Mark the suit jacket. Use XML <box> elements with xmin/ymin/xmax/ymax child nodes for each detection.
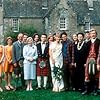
<box><xmin>12</xmin><ymin>41</ymin><xmax>24</xmax><ymax>64</ymax></box>
<box><xmin>87</xmin><ymin>38</ymin><xmax>100</xmax><ymax>60</ymax></box>
<box><xmin>62</xmin><ymin>39</ymin><xmax>73</xmax><ymax>63</ymax></box>
<box><xmin>36</xmin><ymin>42</ymin><xmax>49</xmax><ymax>59</ymax></box>
<box><xmin>23</xmin><ymin>44</ymin><xmax>38</xmax><ymax>64</ymax></box>
<box><xmin>97</xmin><ymin>46</ymin><xmax>100</xmax><ymax>65</ymax></box>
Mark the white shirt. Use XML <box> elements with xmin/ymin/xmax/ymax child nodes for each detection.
<box><xmin>41</xmin><ymin>42</ymin><xmax>46</xmax><ymax>54</ymax></box>
<box><xmin>91</xmin><ymin>38</ymin><xmax>96</xmax><ymax>43</ymax></box>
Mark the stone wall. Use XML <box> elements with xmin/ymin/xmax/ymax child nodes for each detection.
<box><xmin>3</xmin><ymin>18</ymin><xmax>44</xmax><ymax>35</ymax></box>
<box><xmin>46</xmin><ymin>0</ymin><xmax>77</xmax><ymax>37</ymax></box>
<box><xmin>0</xmin><ymin>5</ymin><xmax>3</xmax><ymax>44</ymax></box>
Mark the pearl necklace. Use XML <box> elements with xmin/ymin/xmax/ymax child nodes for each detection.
<box><xmin>77</xmin><ymin>41</ymin><xmax>84</xmax><ymax>50</ymax></box>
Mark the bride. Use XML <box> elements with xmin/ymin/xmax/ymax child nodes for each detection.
<box><xmin>49</xmin><ymin>33</ymin><xmax>64</xmax><ymax>92</ymax></box>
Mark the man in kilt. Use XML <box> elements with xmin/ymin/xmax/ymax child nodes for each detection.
<box><xmin>36</xmin><ymin>34</ymin><xmax>49</xmax><ymax>89</ymax></box>
<box><xmin>82</xmin><ymin>29</ymin><xmax>100</xmax><ymax>95</ymax></box>
<box><xmin>97</xmin><ymin>46</ymin><xmax>100</xmax><ymax>91</ymax></box>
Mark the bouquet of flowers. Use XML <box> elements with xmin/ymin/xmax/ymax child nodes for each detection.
<box><xmin>53</xmin><ymin>65</ymin><xmax>63</xmax><ymax>81</ymax></box>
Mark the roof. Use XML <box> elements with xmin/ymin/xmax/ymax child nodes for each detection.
<box><xmin>3</xmin><ymin>0</ymin><xmax>45</xmax><ymax>18</ymax></box>
<box><xmin>68</xmin><ymin>1</ymin><xmax>100</xmax><ymax>24</ymax></box>
<box><xmin>0</xmin><ymin>0</ymin><xmax>2</xmax><ymax>6</ymax></box>
<box><xmin>3</xmin><ymin>0</ymin><xmax>100</xmax><ymax>24</ymax></box>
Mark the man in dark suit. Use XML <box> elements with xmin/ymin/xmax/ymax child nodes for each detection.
<box><xmin>12</xmin><ymin>33</ymin><xmax>25</xmax><ymax>89</ymax></box>
<box><xmin>36</xmin><ymin>33</ymin><xmax>49</xmax><ymax>89</ymax></box>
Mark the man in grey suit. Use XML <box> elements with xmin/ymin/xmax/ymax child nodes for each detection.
<box><xmin>12</xmin><ymin>33</ymin><xmax>25</xmax><ymax>89</ymax></box>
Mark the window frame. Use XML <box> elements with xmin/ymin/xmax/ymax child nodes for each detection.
<box><xmin>59</xmin><ymin>17</ymin><xmax>67</xmax><ymax>31</ymax></box>
<box><xmin>84</xmin><ymin>22</ymin><xmax>91</xmax><ymax>32</ymax></box>
<box><xmin>12</xmin><ymin>18</ymin><xmax>19</xmax><ymax>32</ymax></box>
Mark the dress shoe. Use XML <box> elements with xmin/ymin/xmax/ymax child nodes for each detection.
<box><xmin>82</xmin><ymin>90</ymin><xmax>88</xmax><ymax>95</ymax></box>
<box><xmin>0</xmin><ymin>87</ymin><xmax>3</xmax><ymax>92</ymax></box>
<box><xmin>30</xmin><ymin>88</ymin><xmax>33</xmax><ymax>91</ymax></box>
<box><xmin>36</xmin><ymin>87</ymin><xmax>41</xmax><ymax>90</ymax></box>
<box><xmin>91</xmin><ymin>91</ymin><xmax>97</xmax><ymax>96</ymax></box>
<box><xmin>26</xmin><ymin>87</ymin><xmax>30</xmax><ymax>91</ymax></box>
<box><xmin>43</xmin><ymin>87</ymin><xmax>47</xmax><ymax>90</ymax></box>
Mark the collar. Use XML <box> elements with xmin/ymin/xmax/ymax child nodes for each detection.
<box><xmin>41</xmin><ymin>42</ymin><xmax>46</xmax><ymax>44</ymax></box>
<box><xmin>91</xmin><ymin>38</ymin><xmax>96</xmax><ymax>43</ymax></box>
<box><xmin>18</xmin><ymin>40</ymin><xmax>22</xmax><ymax>44</ymax></box>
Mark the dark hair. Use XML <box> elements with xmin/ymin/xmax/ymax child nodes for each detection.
<box><xmin>85</xmin><ymin>31</ymin><xmax>89</xmax><ymax>34</ymax></box>
<box><xmin>77</xmin><ymin>33</ymin><xmax>84</xmax><ymax>38</ymax></box>
<box><xmin>53</xmin><ymin>33</ymin><xmax>56</xmax><ymax>36</ymax></box>
<box><xmin>23</xmin><ymin>33</ymin><xmax>28</xmax><ymax>36</ymax></box>
<box><xmin>33</xmin><ymin>33</ymin><xmax>39</xmax><ymax>39</ymax></box>
<box><xmin>41</xmin><ymin>33</ymin><xmax>47</xmax><ymax>37</ymax></box>
<box><xmin>60</xmin><ymin>32</ymin><xmax>67</xmax><ymax>37</ymax></box>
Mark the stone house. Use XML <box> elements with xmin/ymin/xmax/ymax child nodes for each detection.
<box><xmin>0</xmin><ymin>0</ymin><xmax>100</xmax><ymax>43</ymax></box>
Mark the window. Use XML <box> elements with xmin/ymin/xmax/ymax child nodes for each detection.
<box><xmin>84</xmin><ymin>22</ymin><xmax>90</xmax><ymax>32</ymax></box>
<box><xmin>59</xmin><ymin>17</ymin><xmax>67</xmax><ymax>30</ymax></box>
<box><xmin>42</xmin><ymin>0</ymin><xmax>48</xmax><ymax>9</ymax></box>
<box><xmin>12</xmin><ymin>19</ymin><xmax>19</xmax><ymax>32</ymax></box>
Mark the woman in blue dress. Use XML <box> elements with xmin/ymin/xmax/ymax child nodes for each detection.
<box><xmin>23</xmin><ymin>37</ymin><xmax>38</xmax><ymax>91</ymax></box>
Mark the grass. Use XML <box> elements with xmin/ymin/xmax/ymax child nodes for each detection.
<box><xmin>0</xmin><ymin>88</ymin><xmax>100</xmax><ymax>100</ymax></box>
<box><xmin>0</xmin><ymin>77</ymin><xmax>100</xmax><ymax>100</ymax></box>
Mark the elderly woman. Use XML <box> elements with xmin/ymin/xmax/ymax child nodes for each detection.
<box><xmin>23</xmin><ymin>37</ymin><xmax>38</xmax><ymax>91</ymax></box>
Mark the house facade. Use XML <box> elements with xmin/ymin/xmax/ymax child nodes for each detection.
<box><xmin>0</xmin><ymin>0</ymin><xmax>100</xmax><ymax>43</ymax></box>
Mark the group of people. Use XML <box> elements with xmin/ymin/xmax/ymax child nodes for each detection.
<box><xmin>0</xmin><ymin>28</ymin><xmax>100</xmax><ymax>96</ymax></box>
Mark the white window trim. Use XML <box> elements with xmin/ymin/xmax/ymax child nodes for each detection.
<box><xmin>84</xmin><ymin>22</ymin><xmax>90</xmax><ymax>32</ymax></box>
<box><xmin>12</xmin><ymin>18</ymin><xmax>19</xmax><ymax>32</ymax></box>
<box><xmin>59</xmin><ymin>17</ymin><xmax>67</xmax><ymax>31</ymax></box>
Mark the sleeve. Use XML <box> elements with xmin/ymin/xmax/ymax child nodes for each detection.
<box><xmin>12</xmin><ymin>44</ymin><xmax>17</xmax><ymax>64</ymax></box>
<box><xmin>23</xmin><ymin>45</ymin><xmax>30</xmax><ymax>60</ymax></box>
<box><xmin>32</xmin><ymin>46</ymin><xmax>38</xmax><ymax>60</ymax></box>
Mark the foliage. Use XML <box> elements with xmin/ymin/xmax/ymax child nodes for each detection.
<box><xmin>4</xmin><ymin>24</ymin><xmax>37</xmax><ymax>43</ymax></box>
<box><xmin>19</xmin><ymin>24</ymin><xmax>37</xmax><ymax>37</ymax></box>
<box><xmin>53</xmin><ymin>65</ymin><xmax>63</xmax><ymax>81</ymax></box>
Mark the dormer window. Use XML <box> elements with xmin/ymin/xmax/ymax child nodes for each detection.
<box><xmin>84</xmin><ymin>22</ymin><xmax>90</xmax><ymax>32</ymax></box>
<box><xmin>86</xmin><ymin>0</ymin><xmax>94</xmax><ymax>10</ymax></box>
<box><xmin>42</xmin><ymin>0</ymin><xmax>48</xmax><ymax>9</ymax></box>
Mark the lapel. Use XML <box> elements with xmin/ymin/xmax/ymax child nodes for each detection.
<box><xmin>39</xmin><ymin>43</ymin><xmax>42</xmax><ymax>55</ymax></box>
<box><xmin>44</xmin><ymin>43</ymin><xmax>48</xmax><ymax>54</ymax></box>
<box><xmin>94</xmin><ymin>38</ymin><xmax>99</xmax><ymax>51</ymax></box>
<box><xmin>16</xmin><ymin>41</ymin><xmax>21</xmax><ymax>48</ymax></box>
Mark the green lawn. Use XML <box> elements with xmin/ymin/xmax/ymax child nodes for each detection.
<box><xmin>0</xmin><ymin>77</ymin><xmax>100</xmax><ymax>100</ymax></box>
<box><xmin>0</xmin><ymin>89</ymin><xmax>100</xmax><ymax>100</ymax></box>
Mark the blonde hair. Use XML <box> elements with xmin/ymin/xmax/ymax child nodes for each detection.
<box><xmin>6</xmin><ymin>36</ymin><xmax>13</xmax><ymax>42</ymax></box>
<box><xmin>55</xmin><ymin>33</ymin><xmax>61</xmax><ymax>38</ymax></box>
<box><xmin>26</xmin><ymin>37</ymin><xmax>33</xmax><ymax>43</ymax></box>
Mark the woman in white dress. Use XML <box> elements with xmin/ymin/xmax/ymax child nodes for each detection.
<box><xmin>49</xmin><ymin>33</ymin><xmax>64</xmax><ymax>92</ymax></box>
<box><xmin>23</xmin><ymin>37</ymin><xmax>38</xmax><ymax>91</ymax></box>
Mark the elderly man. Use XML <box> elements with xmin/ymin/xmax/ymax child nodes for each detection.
<box><xmin>12</xmin><ymin>33</ymin><xmax>25</xmax><ymax>90</ymax></box>
<box><xmin>82</xmin><ymin>29</ymin><xmax>100</xmax><ymax>95</ymax></box>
